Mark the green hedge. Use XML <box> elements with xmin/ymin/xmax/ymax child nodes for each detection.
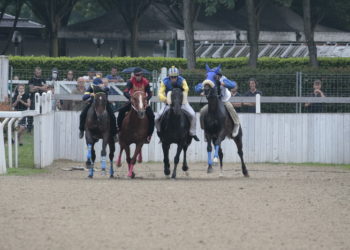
<box><xmin>9</xmin><ymin>56</ymin><xmax>350</xmax><ymax>73</ymax></box>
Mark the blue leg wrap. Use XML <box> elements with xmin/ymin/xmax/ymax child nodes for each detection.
<box><xmin>208</xmin><ymin>152</ymin><xmax>212</xmax><ymax>166</ymax></box>
<box><xmin>89</xmin><ymin>167</ymin><xmax>94</xmax><ymax>177</ymax></box>
<box><xmin>214</xmin><ymin>145</ymin><xmax>219</xmax><ymax>158</ymax></box>
<box><xmin>87</xmin><ymin>144</ymin><xmax>92</xmax><ymax>160</ymax></box>
<box><xmin>101</xmin><ymin>156</ymin><xmax>106</xmax><ymax>170</ymax></box>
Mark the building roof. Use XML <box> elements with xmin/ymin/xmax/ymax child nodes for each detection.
<box><xmin>0</xmin><ymin>13</ymin><xmax>44</xmax><ymax>29</ymax></box>
<box><xmin>59</xmin><ymin>2</ymin><xmax>348</xmax><ymax>42</ymax></box>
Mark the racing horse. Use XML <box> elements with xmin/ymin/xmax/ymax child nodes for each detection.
<box><xmin>85</xmin><ymin>86</ymin><xmax>115</xmax><ymax>178</ymax></box>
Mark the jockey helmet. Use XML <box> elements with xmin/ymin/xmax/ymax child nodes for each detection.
<box><xmin>93</xmin><ymin>78</ymin><xmax>102</xmax><ymax>85</ymax></box>
<box><xmin>168</xmin><ymin>66</ymin><xmax>179</xmax><ymax>77</ymax></box>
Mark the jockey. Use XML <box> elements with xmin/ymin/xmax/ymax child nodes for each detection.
<box><xmin>155</xmin><ymin>66</ymin><xmax>200</xmax><ymax>141</ymax></box>
<box><xmin>79</xmin><ymin>77</ymin><xmax>117</xmax><ymax>140</ymax></box>
<box><xmin>195</xmin><ymin>67</ymin><xmax>241</xmax><ymax>137</ymax></box>
<box><xmin>116</xmin><ymin>67</ymin><xmax>155</xmax><ymax>143</ymax></box>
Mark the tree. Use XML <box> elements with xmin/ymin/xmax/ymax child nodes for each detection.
<box><xmin>1</xmin><ymin>0</ymin><xmax>25</xmax><ymax>55</ymax></box>
<box><xmin>25</xmin><ymin>0</ymin><xmax>78</xmax><ymax>57</ymax></box>
<box><xmin>183</xmin><ymin>0</ymin><xmax>197</xmax><ymax>69</ymax></box>
<box><xmin>99</xmin><ymin>0</ymin><xmax>153</xmax><ymax>57</ymax></box>
<box><xmin>302</xmin><ymin>0</ymin><xmax>318</xmax><ymax>67</ymax></box>
<box><xmin>245</xmin><ymin>0</ymin><xmax>268</xmax><ymax>68</ymax></box>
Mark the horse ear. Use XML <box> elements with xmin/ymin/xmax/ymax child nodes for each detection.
<box><xmin>205</xmin><ymin>64</ymin><xmax>211</xmax><ymax>72</ymax></box>
<box><xmin>214</xmin><ymin>64</ymin><xmax>222</xmax><ymax>73</ymax></box>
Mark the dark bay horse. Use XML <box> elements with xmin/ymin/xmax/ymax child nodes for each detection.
<box><xmin>85</xmin><ymin>88</ymin><xmax>115</xmax><ymax>178</ymax></box>
<box><xmin>201</xmin><ymin>75</ymin><xmax>249</xmax><ymax>177</ymax></box>
<box><xmin>159</xmin><ymin>88</ymin><xmax>192</xmax><ymax>179</ymax></box>
<box><xmin>117</xmin><ymin>91</ymin><xmax>148</xmax><ymax>178</ymax></box>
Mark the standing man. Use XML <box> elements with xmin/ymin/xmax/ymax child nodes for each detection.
<box><xmin>304</xmin><ymin>79</ymin><xmax>326</xmax><ymax>113</ymax></box>
<box><xmin>106</xmin><ymin>66</ymin><xmax>124</xmax><ymax>83</ymax></box>
<box><xmin>28</xmin><ymin>67</ymin><xmax>47</xmax><ymax>131</ymax></box>
<box><xmin>243</xmin><ymin>78</ymin><xmax>262</xmax><ymax>113</ymax></box>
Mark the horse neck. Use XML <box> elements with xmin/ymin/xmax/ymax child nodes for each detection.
<box><xmin>208</xmin><ymin>96</ymin><xmax>221</xmax><ymax>114</ymax></box>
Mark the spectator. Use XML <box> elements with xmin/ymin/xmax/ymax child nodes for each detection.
<box><xmin>28</xmin><ymin>67</ymin><xmax>47</xmax><ymax>131</ymax></box>
<box><xmin>243</xmin><ymin>78</ymin><xmax>262</xmax><ymax>113</ymax></box>
<box><xmin>64</xmin><ymin>70</ymin><xmax>75</xmax><ymax>81</ymax></box>
<box><xmin>47</xmin><ymin>67</ymin><xmax>59</xmax><ymax>82</ymax></box>
<box><xmin>12</xmin><ymin>84</ymin><xmax>30</xmax><ymax>146</ymax></box>
<box><xmin>83</xmin><ymin>67</ymin><xmax>96</xmax><ymax>88</ymax></box>
<box><xmin>106</xmin><ymin>66</ymin><xmax>124</xmax><ymax>83</ymax></box>
<box><xmin>305</xmin><ymin>79</ymin><xmax>326</xmax><ymax>113</ymax></box>
<box><xmin>70</xmin><ymin>77</ymin><xmax>86</xmax><ymax>111</ymax></box>
<box><xmin>230</xmin><ymin>85</ymin><xmax>242</xmax><ymax>112</ymax></box>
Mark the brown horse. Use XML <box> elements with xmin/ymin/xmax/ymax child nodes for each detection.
<box><xmin>117</xmin><ymin>91</ymin><xmax>148</xmax><ymax>178</ymax></box>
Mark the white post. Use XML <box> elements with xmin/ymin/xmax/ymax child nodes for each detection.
<box><xmin>0</xmin><ymin>118</ymin><xmax>10</xmax><ymax>174</ymax></box>
<box><xmin>0</xmin><ymin>56</ymin><xmax>9</xmax><ymax>102</ymax></box>
<box><xmin>14</xmin><ymin>120</ymin><xmax>19</xmax><ymax>168</ymax></box>
<box><xmin>7</xmin><ymin>118</ymin><xmax>17</xmax><ymax>168</ymax></box>
<box><xmin>256</xmin><ymin>94</ymin><xmax>261</xmax><ymax>113</ymax></box>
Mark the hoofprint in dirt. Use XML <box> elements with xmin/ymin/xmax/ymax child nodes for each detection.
<box><xmin>0</xmin><ymin>162</ymin><xmax>349</xmax><ymax>250</ymax></box>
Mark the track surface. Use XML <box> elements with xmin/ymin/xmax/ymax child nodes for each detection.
<box><xmin>1</xmin><ymin>162</ymin><xmax>350</xmax><ymax>250</ymax></box>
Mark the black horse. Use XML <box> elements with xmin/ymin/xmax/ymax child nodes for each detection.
<box><xmin>158</xmin><ymin>88</ymin><xmax>192</xmax><ymax>179</ymax></box>
<box><xmin>201</xmin><ymin>83</ymin><xmax>249</xmax><ymax>177</ymax></box>
<box><xmin>85</xmin><ymin>86</ymin><xmax>115</xmax><ymax>178</ymax></box>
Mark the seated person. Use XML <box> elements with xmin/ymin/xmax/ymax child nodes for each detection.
<box><xmin>155</xmin><ymin>66</ymin><xmax>199</xmax><ymax>141</ymax></box>
<box><xmin>79</xmin><ymin>77</ymin><xmax>117</xmax><ymax>140</ymax></box>
<box><xmin>117</xmin><ymin>67</ymin><xmax>154</xmax><ymax>143</ymax></box>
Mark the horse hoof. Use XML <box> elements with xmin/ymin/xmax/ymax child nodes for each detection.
<box><xmin>207</xmin><ymin>166</ymin><xmax>213</xmax><ymax>174</ymax></box>
<box><xmin>110</xmin><ymin>175</ymin><xmax>114</xmax><ymax>179</ymax></box>
<box><xmin>101</xmin><ymin>170</ymin><xmax>106</xmax><ymax>176</ymax></box>
<box><xmin>116</xmin><ymin>162</ymin><xmax>122</xmax><ymax>168</ymax></box>
<box><xmin>243</xmin><ymin>172</ymin><xmax>249</xmax><ymax>178</ymax></box>
<box><xmin>182</xmin><ymin>165</ymin><xmax>189</xmax><ymax>171</ymax></box>
<box><xmin>219</xmin><ymin>172</ymin><xmax>224</xmax><ymax>177</ymax></box>
<box><xmin>137</xmin><ymin>158</ymin><xmax>142</xmax><ymax>163</ymax></box>
<box><xmin>88</xmin><ymin>175</ymin><xmax>93</xmax><ymax>179</ymax></box>
<box><xmin>131</xmin><ymin>172</ymin><xmax>135</xmax><ymax>179</ymax></box>
<box><xmin>164</xmin><ymin>168</ymin><xmax>170</xmax><ymax>176</ymax></box>
<box><xmin>213</xmin><ymin>157</ymin><xmax>218</xmax><ymax>166</ymax></box>
<box><xmin>171</xmin><ymin>173</ymin><xmax>176</xmax><ymax>179</ymax></box>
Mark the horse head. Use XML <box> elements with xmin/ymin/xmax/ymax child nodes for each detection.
<box><xmin>94</xmin><ymin>92</ymin><xmax>107</xmax><ymax>121</ymax></box>
<box><xmin>131</xmin><ymin>91</ymin><xmax>148</xmax><ymax>119</ymax></box>
<box><xmin>168</xmin><ymin>87</ymin><xmax>183</xmax><ymax>115</ymax></box>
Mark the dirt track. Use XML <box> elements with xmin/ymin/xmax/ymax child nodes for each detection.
<box><xmin>1</xmin><ymin>161</ymin><xmax>350</xmax><ymax>250</ymax></box>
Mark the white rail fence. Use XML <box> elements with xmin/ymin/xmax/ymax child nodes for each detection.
<box><xmin>54</xmin><ymin>112</ymin><xmax>350</xmax><ymax>164</ymax></box>
<box><xmin>0</xmin><ymin>92</ymin><xmax>54</xmax><ymax>174</ymax></box>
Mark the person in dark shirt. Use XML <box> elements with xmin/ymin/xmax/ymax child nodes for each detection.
<box><xmin>27</xmin><ymin>67</ymin><xmax>47</xmax><ymax>131</ymax></box>
<box><xmin>304</xmin><ymin>79</ymin><xmax>326</xmax><ymax>113</ymax></box>
<box><xmin>12</xmin><ymin>84</ymin><xmax>30</xmax><ymax>145</ymax></box>
<box><xmin>243</xmin><ymin>78</ymin><xmax>262</xmax><ymax>113</ymax></box>
<box><xmin>28</xmin><ymin>67</ymin><xmax>47</xmax><ymax>108</ymax></box>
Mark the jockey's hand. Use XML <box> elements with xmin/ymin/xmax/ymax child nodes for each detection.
<box><xmin>90</xmin><ymin>93</ymin><xmax>95</xmax><ymax>97</ymax></box>
<box><xmin>220</xmin><ymin>81</ymin><xmax>225</xmax><ymax>86</ymax></box>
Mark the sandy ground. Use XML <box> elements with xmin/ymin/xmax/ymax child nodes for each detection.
<box><xmin>0</xmin><ymin>161</ymin><xmax>350</xmax><ymax>250</ymax></box>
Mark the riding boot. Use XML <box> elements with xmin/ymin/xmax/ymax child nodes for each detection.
<box><xmin>117</xmin><ymin>102</ymin><xmax>131</xmax><ymax>131</ymax></box>
<box><xmin>199</xmin><ymin>104</ymin><xmax>208</xmax><ymax>130</ymax></box>
<box><xmin>79</xmin><ymin>103</ymin><xmax>91</xmax><ymax>138</ymax></box>
<box><xmin>146</xmin><ymin>106</ymin><xmax>155</xmax><ymax>143</ymax></box>
<box><xmin>224</xmin><ymin>102</ymin><xmax>240</xmax><ymax>137</ymax></box>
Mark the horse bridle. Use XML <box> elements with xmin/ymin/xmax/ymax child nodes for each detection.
<box><xmin>94</xmin><ymin>92</ymin><xmax>107</xmax><ymax>114</ymax></box>
<box><xmin>131</xmin><ymin>90</ymin><xmax>147</xmax><ymax>112</ymax></box>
